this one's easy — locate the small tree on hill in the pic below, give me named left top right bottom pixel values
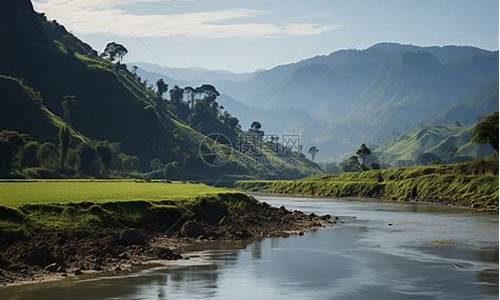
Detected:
left=340, top=156, right=362, bottom=172
left=58, top=126, right=71, bottom=170
left=170, top=85, right=184, bottom=103
left=78, top=143, right=100, bottom=176
left=0, top=138, right=13, bottom=176
left=21, top=141, right=40, bottom=168
left=101, top=42, right=128, bottom=62
left=150, top=158, right=164, bottom=171
left=472, top=112, right=499, bottom=152
left=308, top=146, right=319, bottom=161
left=96, top=142, right=113, bottom=173
left=61, top=96, right=76, bottom=125
left=38, top=142, right=59, bottom=169
left=156, top=79, right=168, bottom=98
left=356, top=144, right=371, bottom=165
left=164, top=161, right=181, bottom=180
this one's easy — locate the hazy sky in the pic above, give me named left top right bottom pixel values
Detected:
left=34, top=0, right=499, bottom=72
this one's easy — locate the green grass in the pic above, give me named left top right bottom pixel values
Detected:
left=0, top=180, right=229, bottom=207
left=0, top=181, right=255, bottom=237
left=375, top=123, right=494, bottom=165
left=238, top=158, right=499, bottom=211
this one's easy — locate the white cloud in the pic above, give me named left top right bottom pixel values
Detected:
left=33, top=0, right=341, bottom=39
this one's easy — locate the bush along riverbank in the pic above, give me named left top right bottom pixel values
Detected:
left=238, top=158, right=499, bottom=211
left=0, top=192, right=331, bottom=286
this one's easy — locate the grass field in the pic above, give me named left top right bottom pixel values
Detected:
left=0, top=180, right=229, bottom=207
left=238, top=158, right=499, bottom=211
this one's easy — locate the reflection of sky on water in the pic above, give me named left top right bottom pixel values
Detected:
left=0, top=196, right=497, bottom=300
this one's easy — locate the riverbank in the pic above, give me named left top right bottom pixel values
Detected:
left=0, top=181, right=331, bottom=286
left=238, top=159, right=499, bottom=211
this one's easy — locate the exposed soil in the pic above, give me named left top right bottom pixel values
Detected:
left=0, top=201, right=332, bottom=286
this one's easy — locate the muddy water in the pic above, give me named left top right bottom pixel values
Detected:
left=1, top=196, right=498, bottom=300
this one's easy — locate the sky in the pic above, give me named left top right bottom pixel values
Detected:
left=33, top=0, right=499, bottom=72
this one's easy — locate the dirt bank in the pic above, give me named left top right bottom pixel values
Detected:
left=0, top=193, right=332, bottom=286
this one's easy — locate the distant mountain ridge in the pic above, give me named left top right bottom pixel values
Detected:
left=137, top=42, right=498, bottom=161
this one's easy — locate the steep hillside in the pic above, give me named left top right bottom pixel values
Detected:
left=0, top=75, right=86, bottom=144
left=375, top=123, right=495, bottom=166
left=432, top=83, right=499, bottom=126
left=0, top=0, right=320, bottom=179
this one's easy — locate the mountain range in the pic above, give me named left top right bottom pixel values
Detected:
left=136, top=42, right=498, bottom=161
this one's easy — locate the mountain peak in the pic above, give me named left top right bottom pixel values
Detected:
left=369, top=42, right=421, bottom=52
left=0, top=0, right=47, bottom=44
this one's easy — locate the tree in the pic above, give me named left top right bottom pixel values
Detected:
left=356, top=144, right=371, bottom=165
left=38, top=142, right=59, bottom=169
left=170, top=85, right=184, bottom=103
left=472, top=112, right=499, bottom=151
left=20, top=141, right=40, bottom=168
left=150, top=158, right=164, bottom=171
left=156, top=79, right=168, bottom=98
left=78, top=143, right=100, bottom=176
left=308, top=146, right=319, bottom=161
left=195, top=84, right=220, bottom=102
left=58, top=126, right=71, bottom=170
left=340, top=156, right=362, bottom=172
left=228, top=116, right=239, bottom=130
left=101, top=42, right=128, bottom=62
left=61, top=96, right=76, bottom=125
left=164, top=161, right=181, bottom=180
left=119, top=154, right=140, bottom=173
left=131, top=65, right=138, bottom=76
left=96, top=142, right=113, bottom=173
left=250, top=121, right=262, bottom=131
left=184, top=86, right=195, bottom=108
left=0, top=138, right=14, bottom=176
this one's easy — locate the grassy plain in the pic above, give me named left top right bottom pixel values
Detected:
left=0, top=180, right=243, bottom=235
left=0, top=180, right=228, bottom=207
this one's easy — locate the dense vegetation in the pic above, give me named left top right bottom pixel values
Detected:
left=0, top=0, right=320, bottom=181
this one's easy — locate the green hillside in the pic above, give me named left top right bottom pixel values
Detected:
left=375, top=123, right=495, bottom=166
left=0, top=75, right=86, bottom=144
left=0, top=0, right=320, bottom=180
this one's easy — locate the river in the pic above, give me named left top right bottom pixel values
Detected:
left=1, top=196, right=498, bottom=300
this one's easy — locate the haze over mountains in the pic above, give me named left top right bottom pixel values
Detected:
left=136, top=42, right=499, bottom=161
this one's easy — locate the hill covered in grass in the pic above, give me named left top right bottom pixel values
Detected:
left=0, top=0, right=320, bottom=180
left=0, top=75, right=86, bottom=144
left=375, top=123, right=495, bottom=166
left=238, top=157, right=499, bottom=211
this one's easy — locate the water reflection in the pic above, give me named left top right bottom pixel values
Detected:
left=0, top=196, right=497, bottom=300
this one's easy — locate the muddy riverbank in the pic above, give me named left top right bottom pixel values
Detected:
left=0, top=194, right=331, bottom=286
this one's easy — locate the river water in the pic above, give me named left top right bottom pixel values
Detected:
left=1, top=196, right=498, bottom=300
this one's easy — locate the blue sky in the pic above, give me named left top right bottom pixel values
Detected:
left=34, top=0, right=499, bottom=72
